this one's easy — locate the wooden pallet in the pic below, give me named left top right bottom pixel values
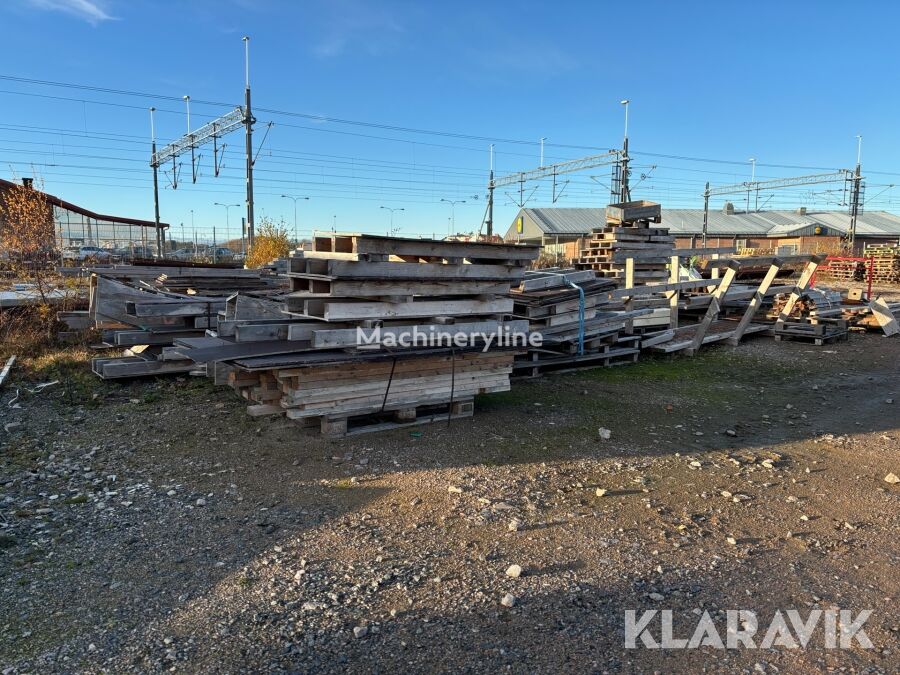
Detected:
left=311, top=398, right=475, bottom=438
left=773, top=318, right=849, bottom=345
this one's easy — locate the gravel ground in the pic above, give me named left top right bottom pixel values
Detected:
left=0, top=332, right=898, bottom=673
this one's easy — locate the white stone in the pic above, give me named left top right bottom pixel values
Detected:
left=506, top=564, right=523, bottom=578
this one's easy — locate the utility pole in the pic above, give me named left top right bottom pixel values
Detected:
left=486, top=144, right=494, bottom=238
left=540, top=137, right=546, bottom=167
left=243, top=36, right=256, bottom=251
left=619, top=99, right=631, bottom=202
left=149, top=107, right=163, bottom=258
left=848, top=135, right=863, bottom=251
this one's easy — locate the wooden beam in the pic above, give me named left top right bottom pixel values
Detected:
left=685, top=264, right=739, bottom=356
left=289, top=258, right=525, bottom=280
left=727, top=259, right=783, bottom=346
left=0, top=356, right=15, bottom=388
left=297, top=297, right=514, bottom=322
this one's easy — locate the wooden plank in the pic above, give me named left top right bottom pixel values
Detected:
left=289, top=258, right=525, bottom=280
left=173, top=340, right=313, bottom=364
left=113, top=330, right=203, bottom=346
left=91, top=356, right=196, bottom=379
left=607, top=277, right=724, bottom=299
left=127, top=301, right=227, bottom=317
left=0, top=356, right=15, bottom=388
left=668, top=254, right=679, bottom=329
left=869, top=297, right=900, bottom=336
left=288, top=278, right=511, bottom=296
left=518, top=270, right=596, bottom=291
left=299, top=297, right=514, bottom=321
left=315, top=233, right=540, bottom=261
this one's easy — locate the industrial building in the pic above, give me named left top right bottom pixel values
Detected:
left=0, top=177, right=168, bottom=254
left=505, top=205, right=900, bottom=259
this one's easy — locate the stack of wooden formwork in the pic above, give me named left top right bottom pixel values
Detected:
left=508, top=269, right=644, bottom=376
left=73, top=267, right=283, bottom=378
left=575, top=201, right=674, bottom=330
left=183, top=235, right=539, bottom=436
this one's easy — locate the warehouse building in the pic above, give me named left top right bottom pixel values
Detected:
left=504, top=204, right=900, bottom=259
left=0, top=177, right=168, bottom=254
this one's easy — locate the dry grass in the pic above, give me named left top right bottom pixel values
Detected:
left=0, top=303, right=96, bottom=384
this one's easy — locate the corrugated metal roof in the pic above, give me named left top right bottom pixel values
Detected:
left=513, top=206, right=900, bottom=237
left=525, top=208, right=605, bottom=234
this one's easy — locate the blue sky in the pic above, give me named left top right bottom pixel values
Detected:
left=1, top=0, right=899, bottom=242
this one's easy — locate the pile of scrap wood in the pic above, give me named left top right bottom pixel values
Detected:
left=770, top=288, right=844, bottom=319
left=576, top=200, right=674, bottom=330
left=864, top=245, right=900, bottom=283
left=81, top=264, right=279, bottom=294
left=55, top=266, right=282, bottom=378
left=858, top=297, right=900, bottom=335
left=509, top=269, right=644, bottom=375
left=168, top=234, right=539, bottom=436
left=819, top=258, right=867, bottom=282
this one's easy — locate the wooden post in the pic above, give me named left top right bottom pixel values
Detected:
left=727, top=258, right=783, bottom=346
left=624, top=257, right=635, bottom=333
left=685, top=262, right=739, bottom=356
left=668, top=254, right=679, bottom=329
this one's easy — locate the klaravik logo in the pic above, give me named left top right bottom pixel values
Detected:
left=624, top=609, right=873, bottom=649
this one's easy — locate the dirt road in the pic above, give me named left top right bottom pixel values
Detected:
left=1, top=334, right=898, bottom=673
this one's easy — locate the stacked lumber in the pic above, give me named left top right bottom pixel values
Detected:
left=575, top=201, right=674, bottom=330
left=575, top=201, right=672, bottom=283
left=172, top=234, right=540, bottom=436
left=509, top=269, right=643, bottom=375
left=864, top=245, right=900, bottom=283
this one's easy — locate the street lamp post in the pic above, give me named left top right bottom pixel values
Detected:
left=183, top=95, right=191, bottom=133
left=619, top=99, right=630, bottom=202
left=440, top=198, right=466, bottom=238
left=380, top=206, right=405, bottom=235
left=213, top=202, right=240, bottom=263
left=281, top=194, right=309, bottom=247
left=748, top=157, right=756, bottom=213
